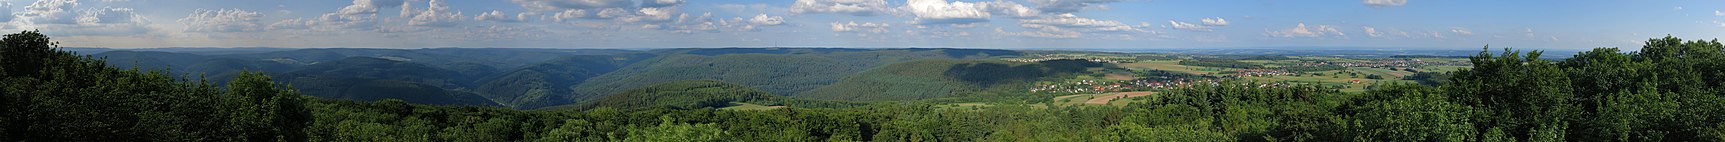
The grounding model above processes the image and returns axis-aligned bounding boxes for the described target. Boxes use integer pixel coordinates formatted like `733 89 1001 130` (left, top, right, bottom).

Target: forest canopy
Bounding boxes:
2 31 1723 141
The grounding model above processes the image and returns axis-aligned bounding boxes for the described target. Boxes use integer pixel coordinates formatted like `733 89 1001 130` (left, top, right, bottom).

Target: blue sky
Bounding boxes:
4 0 1724 50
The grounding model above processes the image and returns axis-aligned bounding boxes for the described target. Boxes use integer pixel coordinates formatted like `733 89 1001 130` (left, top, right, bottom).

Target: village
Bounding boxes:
1002 53 1133 63
1295 58 1470 68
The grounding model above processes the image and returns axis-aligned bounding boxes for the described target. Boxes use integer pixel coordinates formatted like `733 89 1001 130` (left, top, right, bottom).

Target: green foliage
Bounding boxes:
571 50 977 103
1 31 307 141
569 80 778 110
623 116 728 142
799 59 1100 101
0 30 57 77
1403 72 1451 86
475 55 648 108
10 32 1725 142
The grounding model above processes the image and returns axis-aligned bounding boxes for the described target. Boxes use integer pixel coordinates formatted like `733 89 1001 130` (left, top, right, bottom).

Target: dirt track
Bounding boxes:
1084 92 1155 104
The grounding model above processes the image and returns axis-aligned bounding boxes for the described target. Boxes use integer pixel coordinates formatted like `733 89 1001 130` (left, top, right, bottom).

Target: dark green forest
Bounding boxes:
4 30 1725 141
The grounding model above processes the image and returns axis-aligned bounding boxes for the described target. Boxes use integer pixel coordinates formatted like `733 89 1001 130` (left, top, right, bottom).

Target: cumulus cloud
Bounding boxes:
16 0 81 25
1716 10 1722 16
660 12 722 33
336 0 407 15
790 0 890 16
1168 20 1209 31
1265 23 1344 38
617 7 675 23
1030 0 1120 14
986 1 1039 18
79 7 145 24
1449 27 1472 35
1363 0 1406 7
1362 26 1382 37
178 9 265 32
11 0 153 35
551 9 587 22
1021 14 1137 33
1200 17 1228 26
831 21 891 33
292 0 419 31
511 0 632 11
405 0 464 27
907 0 991 24
748 14 784 25
474 10 529 22
314 12 378 30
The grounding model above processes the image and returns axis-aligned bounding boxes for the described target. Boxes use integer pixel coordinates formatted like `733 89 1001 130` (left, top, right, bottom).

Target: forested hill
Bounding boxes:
563 80 781 110
798 59 1103 101
88 46 1024 109
5 31 1725 141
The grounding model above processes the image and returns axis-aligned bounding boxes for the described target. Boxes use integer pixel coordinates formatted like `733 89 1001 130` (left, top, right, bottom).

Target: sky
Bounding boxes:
4 0 1724 50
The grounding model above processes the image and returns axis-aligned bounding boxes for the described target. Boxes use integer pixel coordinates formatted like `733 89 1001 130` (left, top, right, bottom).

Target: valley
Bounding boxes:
86 46 1475 110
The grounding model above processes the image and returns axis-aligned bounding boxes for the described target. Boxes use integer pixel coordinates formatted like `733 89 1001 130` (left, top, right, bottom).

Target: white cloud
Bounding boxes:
474 10 506 21
831 21 891 33
985 1 1039 18
1362 26 1382 37
336 0 407 15
1449 27 1472 35
315 12 378 30
907 0 991 24
405 0 464 27
1030 0 1120 14
551 9 587 22
1021 14 1137 33
1265 23 1343 38
10 0 153 36
617 7 675 23
748 13 784 26
78 7 144 24
790 0 890 16
511 0 632 11
178 9 265 32
475 10 528 22
1362 0 1406 7
16 0 81 25
1200 17 1228 26
1168 20 1208 31
1716 10 1722 16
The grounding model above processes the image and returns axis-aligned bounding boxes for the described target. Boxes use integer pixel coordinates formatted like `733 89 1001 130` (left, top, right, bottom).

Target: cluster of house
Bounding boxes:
1004 54 1129 63
1227 69 1294 77
1297 59 1468 68
1030 78 1221 94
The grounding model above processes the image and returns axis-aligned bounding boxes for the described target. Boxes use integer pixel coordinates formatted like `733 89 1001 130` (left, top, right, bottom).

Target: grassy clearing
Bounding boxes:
1045 92 1157 107
1118 60 1226 74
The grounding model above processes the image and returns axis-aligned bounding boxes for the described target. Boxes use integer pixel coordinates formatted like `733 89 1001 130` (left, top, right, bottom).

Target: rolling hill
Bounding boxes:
567 48 1023 104
565 80 779 110
797 59 1103 101
276 57 498 106
473 54 654 108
